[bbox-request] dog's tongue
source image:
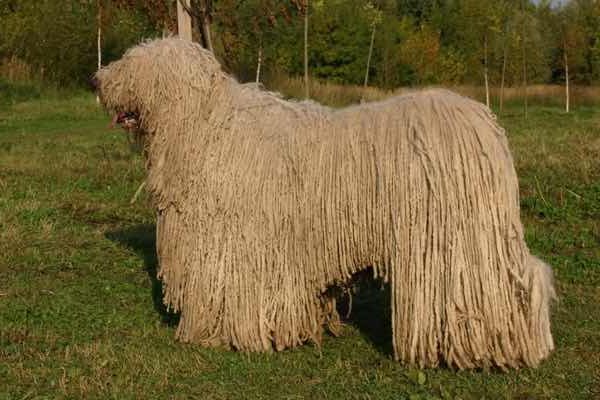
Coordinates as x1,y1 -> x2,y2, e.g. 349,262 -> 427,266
109,111 -> 139,130
109,112 -> 132,129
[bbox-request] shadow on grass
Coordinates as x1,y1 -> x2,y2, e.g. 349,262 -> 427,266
106,224 -> 394,356
337,271 -> 394,357
105,223 -> 180,326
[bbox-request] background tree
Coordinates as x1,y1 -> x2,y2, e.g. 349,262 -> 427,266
303,0 -> 309,98
362,2 -> 383,90
176,0 -> 214,50
557,4 -> 587,111
497,0 -> 517,113
398,23 -> 441,85
0,0 -> 598,97
0,0 -> 155,85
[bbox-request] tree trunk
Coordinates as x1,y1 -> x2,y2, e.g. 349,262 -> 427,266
364,25 -> 376,89
521,3 -> 528,119
256,42 -> 263,84
383,46 -> 390,89
201,13 -> 214,52
96,0 -> 102,104
523,44 -> 528,119
484,35 -> 490,108
304,0 -> 309,99
564,46 -> 570,113
500,43 -> 507,113
177,0 -> 193,41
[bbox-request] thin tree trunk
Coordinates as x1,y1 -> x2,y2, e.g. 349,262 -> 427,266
383,47 -> 390,89
9,55 -> 16,80
177,0 -> 193,41
304,0 -> 309,99
96,0 -> 102,104
201,13 -> 214,52
178,0 -> 213,51
564,46 -> 570,113
364,24 -> 376,89
199,0 -> 214,52
500,43 -> 507,113
484,35 -> 490,108
523,44 -> 528,119
256,42 -> 263,84
521,4 -> 528,119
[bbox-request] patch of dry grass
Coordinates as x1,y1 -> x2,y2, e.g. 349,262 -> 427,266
267,75 -> 600,109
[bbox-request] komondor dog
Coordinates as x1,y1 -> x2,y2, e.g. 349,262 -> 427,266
96,38 -> 555,369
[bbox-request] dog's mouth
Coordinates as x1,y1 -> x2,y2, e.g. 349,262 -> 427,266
111,110 -> 140,131
109,109 -> 147,151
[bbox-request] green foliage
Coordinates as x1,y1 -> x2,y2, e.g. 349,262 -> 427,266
308,2 -> 373,84
0,1 -> 94,85
552,0 -> 600,84
371,13 -> 415,88
0,0 -> 157,86
102,5 -> 158,68
0,0 -> 598,88
397,23 -> 441,85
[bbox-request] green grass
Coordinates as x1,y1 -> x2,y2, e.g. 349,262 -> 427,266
1,92 -> 599,400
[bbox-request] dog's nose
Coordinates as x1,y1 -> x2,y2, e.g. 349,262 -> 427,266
89,76 -> 99,90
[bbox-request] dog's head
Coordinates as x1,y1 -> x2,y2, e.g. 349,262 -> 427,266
95,38 -> 225,143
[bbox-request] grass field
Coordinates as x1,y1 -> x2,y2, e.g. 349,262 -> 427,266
0,89 -> 599,399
